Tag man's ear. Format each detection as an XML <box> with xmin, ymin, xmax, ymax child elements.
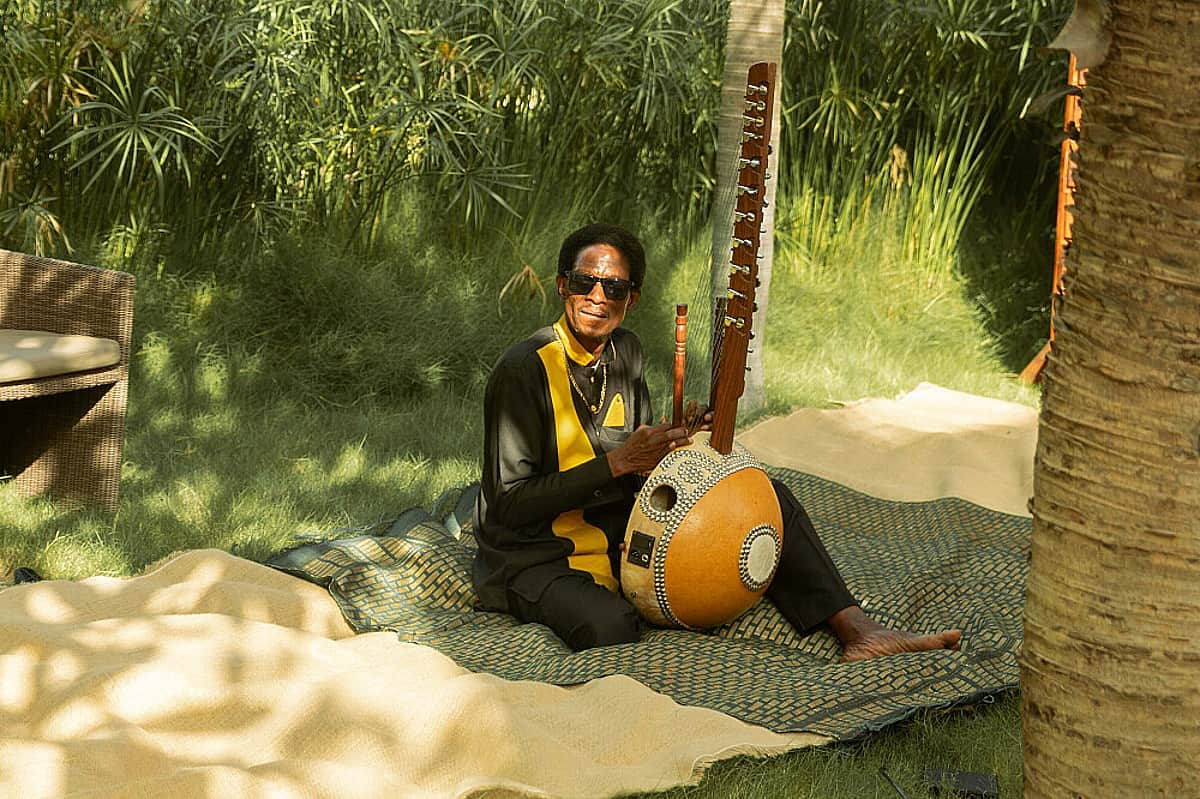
<box><xmin>555</xmin><ymin>274</ymin><xmax>567</xmax><ymax>299</ymax></box>
<box><xmin>627</xmin><ymin>289</ymin><xmax>641</xmax><ymax>312</ymax></box>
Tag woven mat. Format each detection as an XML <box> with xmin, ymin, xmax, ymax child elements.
<box><xmin>269</xmin><ymin>467</ymin><xmax>1029</xmax><ymax>740</ymax></box>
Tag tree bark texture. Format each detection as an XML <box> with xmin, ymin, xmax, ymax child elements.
<box><xmin>1022</xmin><ymin>3</ymin><xmax>1200</xmax><ymax>796</ymax></box>
<box><xmin>710</xmin><ymin>0</ymin><xmax>783</xmax><ymax>415</ymax></box>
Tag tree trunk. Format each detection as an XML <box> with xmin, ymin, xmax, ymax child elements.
<box><xmin>1022</xmin><ymin>2</ymin><xmax>1200</xmax><ymax>796</ymax></box>
<box><xmin>710</xmin><ymin>0</ymin><xmax>784</xmax><ymax>416</ymax></box>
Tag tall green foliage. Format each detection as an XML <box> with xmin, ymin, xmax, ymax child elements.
<box><xmin>0</xmin><ymin>0</ymin><xmax>727</xmax><ymax>255</ymax></box>
<box><xmin>2</xmin><ymin>0</ymin><xmax>1068</xmax><ymax>261</ymax></box>
<box><xmin>777</xmin><ymin>0</ymin><xmax>1067</xmax><ymax>276</ymax></box>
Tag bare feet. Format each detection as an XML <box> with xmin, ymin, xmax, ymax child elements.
<box><xmin>828</xmin><ymin>606</ymin><xmax>962</xmax><ymax>663</ymax></box>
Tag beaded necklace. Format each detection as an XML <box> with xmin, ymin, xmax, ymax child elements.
<box><xmin>559</xmin><ymin>335</ymin><xmax>608</xmax><ymax>415</ymax></box>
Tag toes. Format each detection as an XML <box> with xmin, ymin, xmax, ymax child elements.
<box><xmin>941</xmin><ymin>629</ymin><xmax>963</xmax><ymax>650</ymax></box>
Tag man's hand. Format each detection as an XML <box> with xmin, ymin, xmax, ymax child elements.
<box><xmin>608</xmin><ymin>422</ymin><xmax>692</xmax><ymax>477</ymax></box>
<box><xmin>682</xmin><ymin>400</ymin><xmax>714</xmax><ymax>434</ymax></box>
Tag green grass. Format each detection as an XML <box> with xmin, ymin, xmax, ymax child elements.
<box><xmin>633</xmin><ymin>693</ymin><xmax>1021</xmax><ymax>798</ymax></box>
<box><xmin>762</xmin><ymin>220</ymin><xmax>1039</xmax><ymax>416</ymax></box>
<box><xmin>0</xmin><ymin>207</ymin><xmax>1040</xmax><ymax>796</ymax></box>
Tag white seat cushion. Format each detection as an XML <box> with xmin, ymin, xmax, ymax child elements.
<box><xmin>0</xmin><ymin>329</ymin><xmax>121</xmax><ymax>383</ymax></box>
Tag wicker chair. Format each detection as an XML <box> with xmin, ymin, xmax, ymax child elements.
<box><xmin>0</xmin><ymin>249</ymin><xmax>134</xmax><ymax>511</ymax></box>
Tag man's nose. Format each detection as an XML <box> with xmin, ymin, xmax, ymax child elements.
<box><xmin>586</xmin><ymin>282</ymin><xmax>607</xmax><ymax>302</ymax></box>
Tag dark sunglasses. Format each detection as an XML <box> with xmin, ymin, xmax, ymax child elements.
<box><xmin>565</xmin><ymin>270</ymin><xmax>635</xmax><ymax>301</ymax></box>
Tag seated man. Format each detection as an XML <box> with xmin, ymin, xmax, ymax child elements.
<box><xmin>473</xmin><ymin>223</ymin><xmax>962</xmax><ymax>659</ymax></box>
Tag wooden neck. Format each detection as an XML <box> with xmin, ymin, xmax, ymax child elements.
<box><xmin>707</xmin><ymin>61</ymin><xmax>776</xmax><ymax>455</ymax></box>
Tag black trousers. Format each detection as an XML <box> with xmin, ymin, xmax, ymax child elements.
<box><xmin>507</xmin><ymin>479</ymin><xmax>857</xmax><ymax>651</ymax></box>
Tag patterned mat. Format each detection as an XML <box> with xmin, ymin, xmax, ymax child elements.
<box><xmin>268</xmin><ymin>468</ymin><xmax>1030</xmax><ymax>740</ymax></box>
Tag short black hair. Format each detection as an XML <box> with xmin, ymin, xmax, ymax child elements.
<box><xmin>557</xmin><ymin>223</ymin><xmax>646</xmax><ymax>288</ymax></box>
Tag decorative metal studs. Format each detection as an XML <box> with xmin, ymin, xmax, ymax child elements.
<box><xmin>738</xmin><ymin>525</ymin><xmax>782</xmax><ymax>591</ymax></box>
<box><xmin>644</xmin><ymin>442</ymin><xmax>766</xmax><ymax>629</ymax></box>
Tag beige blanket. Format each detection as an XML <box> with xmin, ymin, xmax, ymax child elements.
<box><xmin>0</xmin><ymin>383</ymin><xmax>1037</xmax><ymax>798</ymax></box>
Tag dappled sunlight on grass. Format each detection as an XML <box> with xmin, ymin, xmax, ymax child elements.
<box><xmin>330</xmin><ymin>442</ymin><xmax>370</xmax><ymax>486</ymax></box>
<box><xmin>96</xmin><ymin>386</ymin><xmax>488</xmax><ymax>575</ymax></box>
<box><xmin>3</xmin><ymin>313</ymin><xmax>489</xmax><ymax>577</ymax></box>
<box><xmin>761</xmin><ymin>223</ymin><xmax>1040</xmax><ymax>417</ymax></box>
<box><xmin>37</xmin><ymin>524</ymin><xmax>130</xmax><ymax>580</ymax></box>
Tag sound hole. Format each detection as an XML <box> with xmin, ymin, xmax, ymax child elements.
<box><xmin>648</xmin><ymin>483</ymin><xmax>677</xmax><ymax>513</ymax></box>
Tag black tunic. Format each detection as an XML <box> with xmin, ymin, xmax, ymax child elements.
<box><xmin>472</xmin><ymin>316</ymin><xmax>652</xmax><ymax>611</ymax></box>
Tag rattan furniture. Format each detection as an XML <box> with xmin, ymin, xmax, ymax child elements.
<box><xmin>0</xmin><ymin>249</ymin><xmax>134</xmax><ymax>511</ymax></box>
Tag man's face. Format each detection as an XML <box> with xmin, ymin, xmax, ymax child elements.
<box><xmin>557</xmin><ymin>243</ymin><xmax>640</xmax><ymax>351</ymax></box>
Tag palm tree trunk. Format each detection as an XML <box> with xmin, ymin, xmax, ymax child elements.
<box><xmin>1022</xmin><ymin>2</ymin><xmax>1200</xmax><ymax>795</ymax></box>
<box><xmin>710</xmin><ymin>0</ymin><xmax>784</xmax><ymax>415</ymax></box>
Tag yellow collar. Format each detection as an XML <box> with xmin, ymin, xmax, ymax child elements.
<box><xmin>554</xmin><ymin>315</ymin><xmax>614</xmax><ymax>366</ymax></box>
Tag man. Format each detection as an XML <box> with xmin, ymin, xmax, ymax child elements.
<box><xmin>473</xmin><ymin>223</ymin><xmax>962</xmax><ymax>658</ymax></box>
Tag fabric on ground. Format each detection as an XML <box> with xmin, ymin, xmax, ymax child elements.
<box><xmin>270</xmin><ymin>468</ymin><xmax>1030</xmax><ymax>739</ymax></box>
<box><xmin>0</xmin><ymin>384</ymin><xmax>1038</xmax><ymax>798</ymax></box>
<box><xmin>738</xmin><ymin>382</ymin><xmax>1037</xmax><ymax>517</ymax></box>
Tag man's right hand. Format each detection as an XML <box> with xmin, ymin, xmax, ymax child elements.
<box><xmin>607</xmin><ymin>423</ymin><xmax>692</xmax><ymax>478</ymax></box>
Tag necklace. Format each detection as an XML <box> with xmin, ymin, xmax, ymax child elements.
<box><xmin>560</xmin><ymin>337</ymin><xmax>608</xmax><ymax>415</ymax></box>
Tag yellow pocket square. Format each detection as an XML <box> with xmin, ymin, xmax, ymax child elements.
<box><xmin>602</xmin><ymin>392</ymin><xmax>625</xmax><ymax>428</ymax></box>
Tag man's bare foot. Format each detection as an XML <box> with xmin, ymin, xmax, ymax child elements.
<box><xmin>828</xmin><ymin>606</ymin><xmax>961</xmax><ymax>663</ymax></box>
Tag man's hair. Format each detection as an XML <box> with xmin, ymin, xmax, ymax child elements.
<box><xmin>557</xmin><ymin>223</ymin><xmax>646</xmax><ymax>288</ymax></box>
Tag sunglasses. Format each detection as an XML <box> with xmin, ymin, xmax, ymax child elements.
<box><xmin>565</xmin><ymin>270</ymin><xmax>635</xmax><ymax>301</ymax></box>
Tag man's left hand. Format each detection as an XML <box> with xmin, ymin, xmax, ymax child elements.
<box><xmin>607</xmin><ymin>422</ymin><xmax>692</xmax><ymax>478</ymax></box>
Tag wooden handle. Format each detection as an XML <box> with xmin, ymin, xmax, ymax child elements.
<box><xmin>709</xmin><ymin>61</ymin><xmax>776</xmax><ymax>455</ymax></box>
<box><xmin>672</xmin><ymin>304</ymin><xmax>688</xmax><ymax>427</ymax></box>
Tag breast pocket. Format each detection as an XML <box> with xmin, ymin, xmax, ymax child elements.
<box><xmin>600</xmin><ymin>391</ymin><xmax>626</xmax><ymax>429</ymax></box>
<box><xmin>596</xmin><ymin>427</ymin><xmax>630</xmax><ymax>453</ymax></box>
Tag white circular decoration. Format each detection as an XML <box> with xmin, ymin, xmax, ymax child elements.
<box><xmin>739</xmin><ymin>526</ymin><xmax>781</xmax><ymax>591</ymax></box>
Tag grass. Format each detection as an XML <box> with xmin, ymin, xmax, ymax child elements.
<box><xmin>0</xmin><ymin>201</ymin><xmax>1042</xmax><ymax>796</ymax></box>
<box><xmin>638</xmin><ymin>693</ymin><xmax>1021</xmax><ymax>798</ymax></box>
